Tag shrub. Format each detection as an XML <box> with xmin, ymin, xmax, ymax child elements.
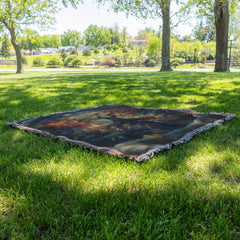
<box><xmin>103</xmin><ymin>49</ymin><xmax>108</xmax><ymax>55</ymax></box>
<box><xmin>64</xmin><ymin>56</ymin><xmax>83</xmax><ymax>67</ymax></box>
<box><xmin>70</xmin><ymin>48</ymin><xmax>78</xmax><ymax>55</ymax></box>
<box><xmin>208</xmin><ymin>54</ymin><xmax>215</xmax><ymax>60</ymax></box>
<box><xmin>171</xmin><ymin>62</ymin><xmax>180</xmax><ymax>68</ymax></box>
<box><xmin>123</xmin><ymin>53</ymin><xmax>130</xmax><ymax>67</ymax></box>
<box><xmin>200</xmin><ymin>56</ymin><xmax>207</xmax><ymax>64</ymax></box>
<box><xmin>71</xmin><ymin>57</ymin><xmax>83</xmax><ymax>67</ymax></box>
<box><xmin>47</xmin><ymin>57</ymin><xmax>63</xmax><ymax>68</ymax></box>
<box><xmin>94</xmin><ymin>48</ymin><xmax>99</xmax><ymax>54</ymax></box>
<box><xmin>112</xmin><ymin>55</ymin><xmax>123</xmax><ymax>67</ymax></box>
<box><xmin>82</xmin><ymin>49</ymin><xmax>91</xmax><ymax>57</ymax></box>
<box><xmin>22</xmin><ymin>56</ymin><xmax>28</xmax><ymax>65</ymax></box>
<box><xmin>173</xmin><ymin>50</ymin><xmax>187</xmax><ymax>59</ymax></box>
<box><xmin>133</xmin><ymin>58</ymin><xmax>143</xmax><ymax>67</ymax></box>
<box><xmin>129</xmin><ymin>43</ymin><xmax>134</xmax><ymax>50</ymax></box>
<box><xmin>106</xmin><ymin>45</ymin><xmax>112</xmax><ymax>51</ymax></box>
<box><xmin>114</xmin><ymin>49</ymin><xmax>124</xmax><ymax>55</ymax></box>
<box><xmin>64</xmin><ymin>56</ymin><xmax>75</xmax><ymax>66</ymax></box>
<box><xmin>144</xmin><ymin>58</ymin><xmax>156</xmax><ymax>67</ymax></box>
<box><xmin>122</xmin><ymin>47</ymin><xmax>128</xmax><ymax>53</ymax></box>
<box><xmin>60</xmin><ymin>49</ymin><xmax>68</xmax><ymax>60</ymax></box>
<box><xmin>94</xmin><ymin>58</ymin><xmax>101</xmax><ymax>66</ymax></box>
<box><xmin>170</xmin><ymin>58</ymin><xmax>185</xmax><ymax>65</ymax></box>
<box><xmin>102</xmin><ymin>57</ymin><xmax>116</xmax><ymax>67</ymax></box>
<box><xmin>33</xmin><ymin>56</ymin><xmax>45</xmax><ymax>67</ymax></box>
<box><xmin>112</xmin><ymin>44</ymin><xmax>119</xmax><ymax>51</ymax></box>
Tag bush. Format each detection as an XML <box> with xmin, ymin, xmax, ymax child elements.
<box><xmin>70</xmin><ymin>48</ymin><xmax>78</xmax><ymax>55</ymax></box>
<box><xmin>64</xmin><ymin>56</ymin><xmax>75</xmax><ymax>66</ymax></box>
<box><xmin>144</xmin><ymin>58</ymin><xmax>156</xmax><ymax>67</ymax></box>
<box><xmin>47</xmin><ymin>57</ymin><xmax>63</xmax><ymax>68</ymax></box>
<box><xmin>94</xmin><ymin>58</ymin><xmax>101</xmax><ymax>66</ymax></box>
<box><xmin>112</xmin><ymin>44</ymin><xmax>119</xmax><ymax>51</ymax></box>
<box><xmin>102</xmin><ymin>57</ymin><xmax>116</xmax><ymax>67</ymax></box>
<box><xmin>123</xmin><ymin>53</ymin><xmax>130</xmax><ymax>67</ymax></box>
<box><xmin>71</xmin><ymin>57</ymin><xmax>83</xmax><ymax>67</ymax></box>
<box><xmin>60</xmin><ymin>49</ymin><xmax>68</xmax><ymax>60</ymax></box>
<box><xmin>173</xmin><ymin>50</ymin><xmax>187</xmax><ymax>59</ymax></box>
<box><xmin>170</xmin><ymin>58</ymin><xmax>185</xmax><ymax>65</ymax></box>
<box><xmin>33</xmin><ymin>56</ymin><xmax>45</xmax><ymax>67</ymax></box>
<box><xmin>171</xmin><ymin>62</ymin><xmax>180</xmax><ymax>68</ymax></box>
<box><xmin>200</xmin><ymin>56</ymin><xmax>207</xmax><ymax>64</ymax></box>
<box><xmin>22</xmin><ymin>56</ymin><xmax>28</xmax><ymax>65</ymax></box>
<box><xmin>64</xmin><ymin>56</ymin><xmax>83</xmax><ymax>67</ymax></box>
<box><xmin>122</xmin><ymin>47</ymin><xmax>128</xmax><ymax>53</ymax></box>
<box><xmin>133</xmin><ymin>58</ymin><xmax>143</xmax><ymax>67</ymax></box>
<box><xmin>82</xmin><ymin>49</ymin><xmax>91</xmax><ymax>57</ymax></box>
<box><xmin>112</xmin><ymin>55</ymin><xmax>123</xmax><ymax>67</ymax></box>
<box><xmin>129</xmin><ymin>43</ymin><xmax>134</xmax><ymax>50</ymax></box>
<box><xmin>103</xmin><ymin>49</ymin><xmax>108</xmax><ymax>55</ymax></box>
<box><xmin>114</xmin><ymin>49</ymin><xmax>124</xmax><ymax>55</ymax></box>
<box><xmin>208</xmin><ymin>54</ymin><xmax>215</xmax><ymax>60</ymax></box>
<box><xmin>106</xmin><ymin>45</ymin><xmax>112</xmax><ymax>51</ymax></box>
<box><xmin>93</xmin><ymin>48</ymin><xmax>99</xmax><ymax>54</ymax></box>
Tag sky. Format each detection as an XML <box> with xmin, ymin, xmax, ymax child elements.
<box><xmin>40</xmin><ymin>1</ymin><xmax>195</xmax><ymax>37</ymax></box>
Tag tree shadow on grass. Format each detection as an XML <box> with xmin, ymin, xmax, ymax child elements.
<box><xmin>1</xmin><ymin>71</ymin><xmax>239</xmax><ymax>171</ymax></box>
<box><xmin>0</xmin><ymin>71</ymin><xmax>240</xmax><ymax>239</ymax></box>
<box><xmin>0</xmin><ymin>71</ymin><xmax>215</xmax><ymax>120</ymax></box>
<box><xmin>0</xmin><ymin>136</ymin><xmax>240</xmax><ymax>239</ymax></box>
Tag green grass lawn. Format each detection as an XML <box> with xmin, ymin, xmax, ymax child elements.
<box><xmin>0</xmin><ymin>71</ymin><xmax>239</xmax><ymax>239</ymax></box>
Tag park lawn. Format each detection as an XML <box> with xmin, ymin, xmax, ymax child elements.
<box><xmin>0</xmin><ymin>71</ymin><xmax>239</xmax><ymax>239</ymax></box>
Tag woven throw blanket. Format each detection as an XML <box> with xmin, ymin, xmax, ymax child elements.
<box><xmin>5</xmin><ymin>105</ymin><xmax>235</xmax><ymax>162</ymax></box>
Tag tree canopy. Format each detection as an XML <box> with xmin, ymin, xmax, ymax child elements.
<box><xmin>84</xmin><ymin>25</ymin><xmax>111</xmax><ymax>47</ymax></box>
<box><xmin>0</xmin><ymin>36</ymin><xmax>11</xmax><ymax>59</ymax></box>
<box><xmin>61</xmin><ymin>30</ymin><xmax>83</xmax><ymax>49</ymax></box>
<box><xmin>0</xmin><ymin>0</ymin><xmax>83</xmax><ymax>73</ymax></box>
<box><xmin>96</xmin><ymin>0</ymin><xmax>183</xmax><ymax>71</ymax></box>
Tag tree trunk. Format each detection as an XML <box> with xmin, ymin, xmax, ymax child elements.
<box><xmin>160</xmin><ymin>0</ymin><xmax>172</xmax><ymax>71</ymax></box>
<box><xmin>214</xmin><ymin>0</ymin><xmax>229</xmax><ymax>72</ymax></box>
<box><xmin>9</xmin><ymin>27</ymin><xmax>24</xmax><ymax>73</ymax></box>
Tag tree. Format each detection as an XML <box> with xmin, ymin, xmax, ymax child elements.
<box><xmin>20</xmin><ymin>29</ymin><xmax>42</xmax><ymax>51</ymax></box>
<box><xmin>188</xmin><ymin>0</ymin><xmax>239</xmax><ymax>72</ymax></box>
<box><xmin>40</xmin><ymin>34</ymin><xmax>61</xmax><ymax>48</ymax></box>
<box><xmin>0</xmin><ymin>0</ymin><xmax>82</xmax><ymax>73</ymax></box>
<box><xmin>109</xmin><ymin>24</ymin><xmax>121</xmax><ymax>45</ymax></box>
<box><xmin>84</xmin><ymin>25</ymin><xmax>111</xmax><ymax>47</ymax></box>
<box><xmin>193</xmin><ymin>21</ymin><xmax>215</xmax><ymax>42</ymax></box>
<box><xmin>96</xmin><ymin>0</ymin><xmax>176</xmax><ymax>71</ymax></box>
<box><xmin>121</xmin><ymin>27</ymin><xmax>129</xmax><ymax>44</ymax></box>
<box><xmin>61</xmin><ymin>30</ymin><xmax>83</xmax><ymax>49</ymax></box>
<box><xmin>134</xmin><ymin>28</ymin><xmax>154</xmax><ymax>45</ymax></box>
<box><xmin>214</xmin><ymin>0</ymin><xmax>229</xmax><ymax>71</ymax></box>
<box><xmin>146</xmin><ymin>36</ymin><xmax>162</xmax><ymax>63</ymax></box>
<box><xmin>0</xmin><ymin>0</ymin><xmax>60</xmax><ymax>73</ymax></box>
<box><xmin>159</xmin><ymin>0</ymin><xmax>172</xmax><ymax>71</ymax></box>
<box><xmin>229</xmin><ymin>5</ymin><xmax>240</xmax><ymax>40</ymax></box>
<box><xmin>1</xmin><ymin>36</ymin><xmax>11</xmax><ymax>59</ymax></box>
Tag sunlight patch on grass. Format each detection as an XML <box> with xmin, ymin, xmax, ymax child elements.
<box><xmin>0</xmin><ymin>71</ymin><xmax>239</xmax><ymax>239</ymax></box>
<box><xmin>0</xmin><ymin>193</ymin><xmax>11</xmax><ymax>221</ymax></box>
<box><xmin>9</xmin><ymin>100</ymin><xmax>21</xmax><ymax>105</ymax></box>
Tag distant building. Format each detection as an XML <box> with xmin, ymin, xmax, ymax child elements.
<box><xmin>24</xmin><ymin>50</ymin><xmax>41</xmax><ymax>55</ymax></box>
<box><xmin>58</xmin><ymin>46</ymin><xmax>75</xmax><ymax>53</ymax></box>
<box><xmin>78</xmin><ymin>45</ymin><xmax>89</xmax><ymax>52</ymax></box>
<box><xmin>39</xmin><ymin>48</ymin><xmax>58</xmax><ymax>54</ymax></box>
<box><xmin>132</xmin><ymin>40</ymin><xmax>147</xmax><ymax>47</ymax></box>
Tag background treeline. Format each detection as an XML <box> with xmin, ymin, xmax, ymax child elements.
<box><xmin>1</xmin><ymin>24</ymin><xmax>240</xmax><ymax>68</ymax></box>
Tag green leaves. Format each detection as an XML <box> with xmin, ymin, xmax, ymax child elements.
<box><xmin>0</xmin><ymin>0</ymin><xmax>60</xmax><ymax>31</ymax></box>
<box><xmin>84</xmin><ymin>25</ymin><xmax>111</xmax><ymax>47</ymax></box>
<box><xmin>62</xmin><ymin>0</ymin><xmax>83</xmax><ymax>8</ymax></box>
